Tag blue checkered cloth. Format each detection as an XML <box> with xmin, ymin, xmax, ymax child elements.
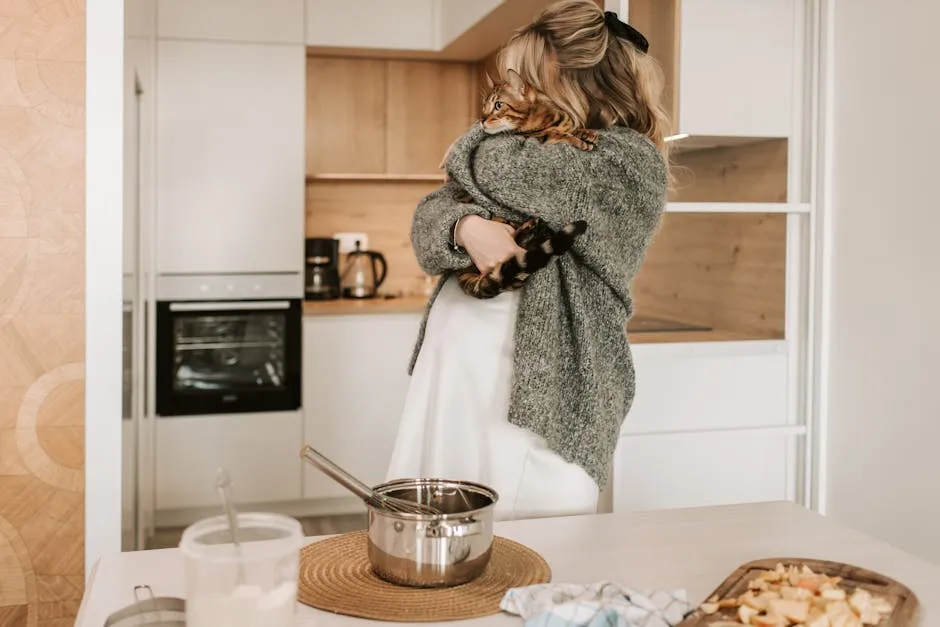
<box><xmin>500</xmin><ymin>582</ymin><xmax>693</xmax><ymax>627</ymax></box>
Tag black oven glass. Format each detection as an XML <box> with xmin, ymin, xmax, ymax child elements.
<box><xmin>156</xmin><ymin>300</ymin><xmax>301</xmax><ymax>416</ymax></box>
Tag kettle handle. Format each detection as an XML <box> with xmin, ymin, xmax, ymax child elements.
<box><xmin>371</xmin><ymin>252</ymin><xmax>388</xmax><ymax>289</ymax></box>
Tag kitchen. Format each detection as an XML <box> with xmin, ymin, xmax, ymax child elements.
<box><xmin>66</xmin><ymin>0</ymin><xmax>940</xmax><ymax>623</ymax></box>
<box><xmin>116</xmin><ymin>0</ymin><xmax>805</xmax><ymax>553</ymax></box>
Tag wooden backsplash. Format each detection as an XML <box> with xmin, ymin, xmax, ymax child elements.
<box><xmin>633</xmin><ymin>213</ymin><xmax>787</xmax><ymax>338</ymax></box>
<box><xmin>671</xmin><ymin>138</ymin><xmax>788</xmax><ymax>203</ymax></box>
<box><xmin>306</xmin><ymin>180</ymin><xmax>439</xmax><ymax>296</ymax></box>
<box><xmin>0</xmin><ymin>0</ymin><xmax>87</xmax><ymax>624</ymax></box>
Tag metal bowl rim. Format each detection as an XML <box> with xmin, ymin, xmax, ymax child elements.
<box><xmin>369</xmin><ymin>477</ymin><xmax>499</xmax><ymax>521</ymax></box>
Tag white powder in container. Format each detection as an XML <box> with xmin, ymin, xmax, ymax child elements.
<box><xmin>186</xmin><ymin>581</ymin><xmax>297</xmax><ymax>627</ymax></box>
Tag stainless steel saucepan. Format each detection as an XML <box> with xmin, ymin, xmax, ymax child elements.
<box><xmin>367</xmin><ymin>478</ymin><xmax>499</xmax><ymax>588</ymax></box>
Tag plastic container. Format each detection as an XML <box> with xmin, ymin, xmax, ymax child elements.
<box><xmin>180</xmin><ymin>512</ymin><xmax>303</xmax><ymax>627</ymax></box>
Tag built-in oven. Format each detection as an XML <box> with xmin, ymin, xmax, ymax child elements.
<box><xmin>155</xmin><ymin>298</ymin><xmax>302</xmax><ymax>417</ymax></box>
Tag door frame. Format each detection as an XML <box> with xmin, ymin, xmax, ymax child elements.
<box><xmin>85</xmin><ymin>0</ymin><xmax>125</xmax><ymax>575</ymax></box>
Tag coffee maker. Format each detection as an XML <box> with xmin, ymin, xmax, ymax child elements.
<box><xmin>304</xmin><ymin>238</ymin><xmax>341</xmax><ymax>301</ymax></box>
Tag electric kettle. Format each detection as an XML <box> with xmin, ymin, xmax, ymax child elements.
<box><xmin>341</xmin><ymin>241</ymin><xmax>388</xmax><ymax>299</ymax></box>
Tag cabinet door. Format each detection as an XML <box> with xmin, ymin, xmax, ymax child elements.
<box><xmin>156</xmin><ymin>40</ymin><xmax>305</xmax><ymax>275</ymax></box>
<box><xmin>386</xmin><ymin>61</ymin><xmax>475</xmax><ymax>175</ymax></box>
<box><xmin>305</xmin><ymin>0</ymin><xmax>435</xmax><ymax>50</ymax></box>
<box><xmin>612</xmin><ymin>431</ymin><xmax>794</xmax><ymax>512</ymax></box>
<box><xmin>306</xmin><ymin>57</ymin><xmax>387</xmax><ymax>176</ymax></box>
<box><xmin>678</xmin><ymin>0</ymin><xmax>795</xmax><ymax>137</ymax></box>
<box><xmin>155</xmin><ymin>412</ymin><xmax>303</xmax><ymax>511</ymax></box>
<box><xmin>157</xmin><ymin>0</ymin><xmax>304</xmax><ymax>44</ymax></box>
<box><xmin>625</xmin><ymin>341</ymin><xmax>789</xmax><ymax>435</ymax></box>
<box><xmin>302</xmin><ymin>315</ymin><xmax>421</xmax><ymax>501</ymax></box>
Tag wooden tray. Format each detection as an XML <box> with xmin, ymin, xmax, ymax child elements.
<box><xmin>678</xmin><ymin>557</ymin><xmax>920</xmax><ymax>626</ymax></box>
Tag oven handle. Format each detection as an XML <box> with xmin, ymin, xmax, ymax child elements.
<box><xmin>168</xmin><ymin>301</ymin><xmax>292</xmax><ymax>312</ymax></box>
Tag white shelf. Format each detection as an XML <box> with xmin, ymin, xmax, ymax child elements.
<box><xmin>621</xmin><ymin>424</ymin><xmax>807</xmax><ymax>440</ymax></box>
<box><xmin>306</xmin><ymin>173</ymin><xmax>445</xmax><ymax>183</ymax></box>
<box><xmin>666</xmin><ymin>202</ymin><xmax>810</xmax><ymax>214</ymax></box>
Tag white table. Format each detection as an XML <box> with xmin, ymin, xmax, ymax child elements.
<box><xmin>76</xmin><ymin>502</ymin><xmax>940</xmax><ymax>626</ymax></box>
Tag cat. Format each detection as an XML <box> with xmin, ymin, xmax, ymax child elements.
<box><xmin>479</xmin><ymin>68</ymin><xmax>599</xmax><ymax>150</ymax></box>
<box><xmin>456</xmin><ymin>216</ymin><xmax>588</xmax><ymax>299</ymax></box>
<box><xmin>445</xmin><ymin>69</ymin><xmax>596</xmax><ymax>299</ymax></box>
<box><xmin>440</xmin><ymin>68</ymin><xmax>599</xmax><ymax>181</ymax></box>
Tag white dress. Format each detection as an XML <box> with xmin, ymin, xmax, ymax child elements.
<box><xmin>386</xmin><ymin>276</ymin><xmax>598</xmax><ymax>521</ymax></box>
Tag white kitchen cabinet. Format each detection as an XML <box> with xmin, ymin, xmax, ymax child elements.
<box><xmin>612</xmin><ymin>429</ymin><xmax>795</xmax><ymax>512</ymax></box>
<box><xmin>630</xmin><ymin>0</ymin><xmax>796</xmax><ymax>139</ymax></box>
<box><xmin>610</xmin><ymin>340</ymin><xmax>796</xmax><ymax>512</ymax></box>
<box><xmin>625</xmin><ymin>341</ymin><xmax>790</xmax><ymax>435</ymax></box>
<box><xmin>157</xmin><ymin>0</ymin><xmax>305</xmax><ymax>44</ymax></box>
<box><xmin>156</xmin><ymin>40</ymin><xmax>305</xmax><ymax>276</ymax></box>
<box><xmin>305</xmin><ymin>0</ymin><xmax>436</xmax><ymax>50</ymax></box>
<box><xmin>678</xmin><ymin>0</ymin><xmax>796</xmax><ymax>138</ymax></box>
<box><xmin>302</xmin><ymin>314</ymin><xmax>422</xmax><ymax>501</ymax></box>
<box><xmin>155</xmin><ymin>411</ymin><xmax>303</xmax><ymax>511</ymax></box>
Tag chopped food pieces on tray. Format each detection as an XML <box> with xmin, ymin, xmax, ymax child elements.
<box><xmin>697</xmin><ymin>563</ymin><xmax>894</xmax><ymax>627</ymax></box>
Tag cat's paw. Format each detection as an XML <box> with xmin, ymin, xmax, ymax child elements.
<box><xmin>573</xmin><ymin>129</ymin><xmax>599</xmax><ymax>151</ymax></box>
<box><xmin>569</xmin><ymin>220</ymin><xmax>588</xmax><ymax>235</ymax></box>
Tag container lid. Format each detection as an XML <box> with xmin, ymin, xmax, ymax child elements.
<box><xmin>179</xmin><ymin>512</ymin><xmax>303</xmax><ymax>564</ymax></box>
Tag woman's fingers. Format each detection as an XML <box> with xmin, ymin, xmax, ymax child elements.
<box><xmin>455</xmin><ymin>216</ymin><xmax>525</xmax><ymax>274</ymax></box>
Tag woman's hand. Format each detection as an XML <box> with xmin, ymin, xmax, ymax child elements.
<box><xmin>455</xmin><ymin>215</ymin><xmax>524</xmax><ymax>274</ymax></box>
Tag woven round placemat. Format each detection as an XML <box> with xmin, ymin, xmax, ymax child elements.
<box><xmin>297</xmin><ymin>530</ymin><xmax>551</xmax><ymax>622</ymax></box>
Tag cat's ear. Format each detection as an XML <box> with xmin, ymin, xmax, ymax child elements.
<box><xmin>484</xmin><ymin>72</ymin><xmax>495</xmax><ymax>90</ymax></box>
<box><xmin>505</xmin><ymin>69</ymin><xmax>527</xmax><ymax>96</ymax></box>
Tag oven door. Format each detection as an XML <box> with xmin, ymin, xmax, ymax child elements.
<box><xmin>156</xmin><ymin>299</ymin><xmax>301</xmax><ymax>417</ymax></box>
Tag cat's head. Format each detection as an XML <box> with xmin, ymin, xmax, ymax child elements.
<box><xmin>480</xmin><ymin>69</ymin><xmax>537</xmax><ymax>135</ymax></box>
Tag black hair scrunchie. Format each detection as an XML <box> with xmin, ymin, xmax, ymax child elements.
<box><xmin>604</xmin><ymin>11</ymin><xmax>649</xmax><ymax>53</ymax></box>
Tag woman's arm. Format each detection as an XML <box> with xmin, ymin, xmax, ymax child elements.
<box><xmin>444</xmin><ymin>125</ymin><xmax>667</xmax><ymax>229</ymax></box>
<box><xmin>443</xmin><ymin>126</ymin><xmax>585</xmax><ymax>226</ymax></box>
<box><xmin>443</xmin><ymin>125</ymin><xmax>669</xmax><ymax>292</ymax></box>
<box><xmin>410</xmin><ymin>182</ymin><xmax>490</xmax><ymax>276</ymax></box>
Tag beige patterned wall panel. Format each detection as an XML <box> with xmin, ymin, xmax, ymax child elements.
<box><xmin>0</xmin><ymin>0</ymin><xmax>86</xmax><ymax>626</ymax></box>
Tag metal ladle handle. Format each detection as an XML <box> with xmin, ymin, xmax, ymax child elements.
<box><xmin>300</xmin><ymin>445</ymin><xmax>376</xmax><ymax>503</ymax></box>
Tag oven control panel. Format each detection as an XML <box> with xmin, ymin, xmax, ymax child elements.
<box><xmin>156</xmin><ymin>273</ymin><xmax>303</xmax><ymax>301</ymax></box>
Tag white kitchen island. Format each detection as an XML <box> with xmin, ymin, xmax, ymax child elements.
<box><xmin>77</xmin><ymin>502</ymin><xmax>940</xmax><ymax>626</ymax></box>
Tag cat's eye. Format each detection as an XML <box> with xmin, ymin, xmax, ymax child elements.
<box><xmin>494</xmin><ymin>101</ymin><xmax>503</xmax><ymax>110</ymax></box>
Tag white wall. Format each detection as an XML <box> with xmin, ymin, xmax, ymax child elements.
<box><xmin>437</xmin><ymin>0</ymin><xmax>502</xmax><ymax>47</ymax></box>
<box><xmin>825</xmin><ymin>0</ymin><xmax>940</xmax><ymax>563</ymax></box>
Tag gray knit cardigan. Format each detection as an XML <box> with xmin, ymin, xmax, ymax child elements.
<box><xmin>408</xmin><ymin>124</ymin><xmax>668</xmax><ymax>489</ymax></box>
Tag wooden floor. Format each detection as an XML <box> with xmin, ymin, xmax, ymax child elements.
<box><xmin>148</xmin><ymin>513</ymin><xmax>368</xmax><ymax>550</ymax></box>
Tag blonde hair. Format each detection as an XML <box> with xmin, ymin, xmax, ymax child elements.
<box><xmin>497</xmin><ymin>0</ymin><xmax>671</xmax><ymax>163</ymax></box>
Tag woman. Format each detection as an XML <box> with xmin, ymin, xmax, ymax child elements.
<box><xmin>386</xmin><ymin>0</ymin><xmax>670</xmax><ymax>521</ymax></box>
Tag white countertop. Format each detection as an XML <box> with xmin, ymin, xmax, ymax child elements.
<box><xmin>76</xmin><ymin>502</ymin><xmax>940</xmax><ymax>626</ymax></box>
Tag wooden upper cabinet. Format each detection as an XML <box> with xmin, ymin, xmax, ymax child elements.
<box><xmin>629</xmin><ymin>0</ymin><xmax>797</xmax><ymax>139</ymax></box>
<box><xmin>306</xmin><ymin>57</ymin><xmax>388</xmax><ymax>176</ymax></box>
<box><xmin>157</xmin><ymin>0</ymin><xmax>305</xmax><ymax>44</ymax></box>
<box><xmin>386</xmin><ymin>61</ymin><xmax>476</xmax><ymax>175</ymax></box>
<box><xmin>306</xmin><ymin>57</ymin><xmax>477</xmax><ymax>176</ymax></box>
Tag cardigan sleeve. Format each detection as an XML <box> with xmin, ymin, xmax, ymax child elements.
<box><xmin>410</xmin><ymin>181</ymin><xmax>491</xmax><ymax>276</ymax></box>
<box><xmin>443</xmin><ymin>126</ymin><xmax>585</xmax><ymax>227</ymax></box>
